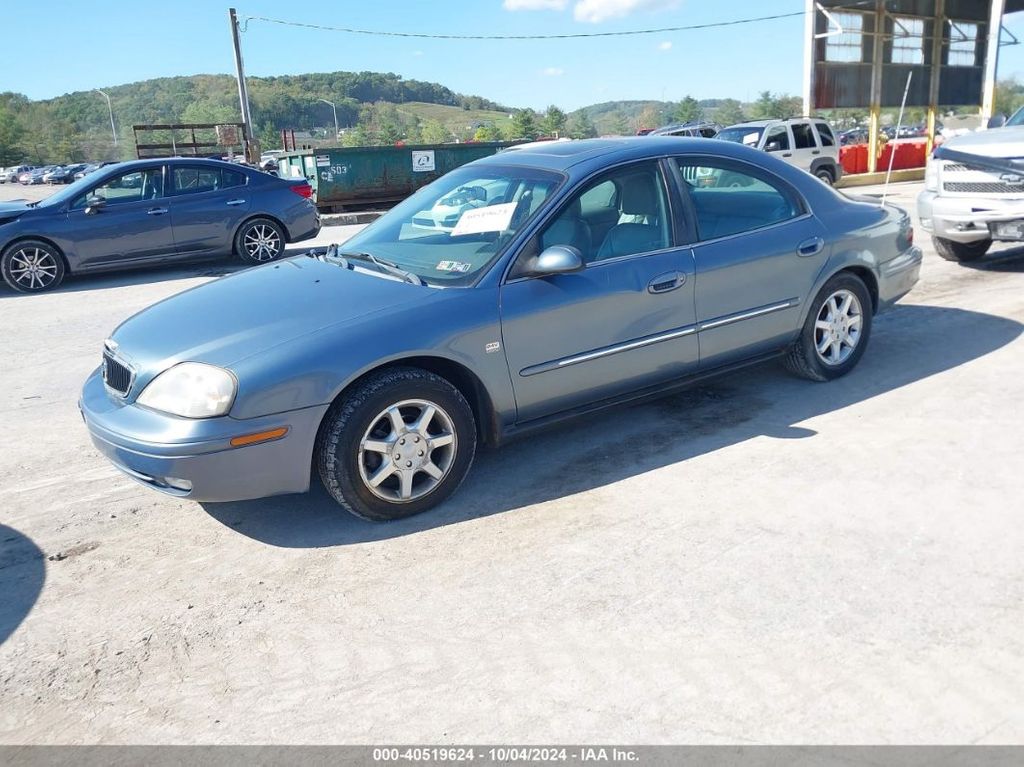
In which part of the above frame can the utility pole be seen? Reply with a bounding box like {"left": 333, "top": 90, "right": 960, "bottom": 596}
{"left": 229, "top": 8, "right": 256, "bottom": 162}
{"left": 317, "top": 98, "right": 340, "bottom": 139}
{"left": 95, "top": 89, "right": 117, "bottom": 148}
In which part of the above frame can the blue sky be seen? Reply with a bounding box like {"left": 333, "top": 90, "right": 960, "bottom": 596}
{"left": 5, "top": 0, "right": 1024, "bottom": 110}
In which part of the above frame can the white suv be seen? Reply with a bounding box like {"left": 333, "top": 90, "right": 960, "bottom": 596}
{"left": 717, "top": 118, "right": 843, "bottom": 185}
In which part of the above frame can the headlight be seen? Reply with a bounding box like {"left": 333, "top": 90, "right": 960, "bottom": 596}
{"left": 136, "top": 362, "right": 236, "bottom": 418}
{"left": 924, "top": 159, "right": 940, "bottom": 191}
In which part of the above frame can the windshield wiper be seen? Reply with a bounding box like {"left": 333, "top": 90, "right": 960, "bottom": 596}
{"left": 337, "top": 250, "right": 425, "bottom": 286}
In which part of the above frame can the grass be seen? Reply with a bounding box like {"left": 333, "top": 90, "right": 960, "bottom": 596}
{"left": 395, "top": 102, "right": 513, "bottom": 132}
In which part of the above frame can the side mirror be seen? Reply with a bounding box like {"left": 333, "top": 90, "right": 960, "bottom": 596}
{"left": 765, "top": 141, "right": 783, "bottom": 152}
{"left": 84, "top": 196, "right": 105, "bottom": 215}
{"left": 987, "top": 114, "right": 1007, "bottom": 129}
{"left": 530, "top": 245, "right": 584, "bottom": 277}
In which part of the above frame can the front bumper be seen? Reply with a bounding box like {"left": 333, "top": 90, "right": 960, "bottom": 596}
{"left": 878, "top": 246, "right": 923, "bottom": 311}
{"left": 80, "top": 368, "right": 329, "bottom": 502}
{"left": 917, "top": 189, "right": 1024, "bottom": 243}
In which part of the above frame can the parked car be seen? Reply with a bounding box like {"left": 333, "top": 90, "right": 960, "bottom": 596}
{"left": 3, "top": 165, "right": 34, "bottom": 184}
{"left": 74, "top": 162, "right": 117, "bottom": 181}
{"left": 918, "top": 125, "right": 1024, "bottom": 262}
{"left": 21, "top": 166, "right": 56, "bottom": 185}
{"left": 45, "top": 164, "right": 88, "bottom": 184}
{"left": 0, "top": 157, "right": 320, "bottom": 293}
{"left": 647, "top": 120, "right": 720, "bottom": 139}
{"left": 839, "top": 128, "right": 868, "bottom": 145}
{"left": 79, "top": 137, "right": 921, "bottom": 521}
{"left": 717, "top": 118, "right": 843, "bottom": 185}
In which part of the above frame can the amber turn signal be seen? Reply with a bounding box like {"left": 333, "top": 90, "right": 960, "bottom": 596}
{"left": 230, "top": 427, "right": 289, "bottom": 447}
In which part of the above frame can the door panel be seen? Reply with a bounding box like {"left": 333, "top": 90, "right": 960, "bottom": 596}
{"left": 501, "top": 250, "right": 698, "bottom": 422}
{"left": 168, "top": 166, "right": 251, "bottom": 256}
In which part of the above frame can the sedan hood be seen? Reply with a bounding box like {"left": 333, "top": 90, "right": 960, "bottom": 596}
{"left": 0, "top": 201, "right": 31, "bottom": 224}
{"left": 110, "top": 254, "right": 432, "bottom": 372}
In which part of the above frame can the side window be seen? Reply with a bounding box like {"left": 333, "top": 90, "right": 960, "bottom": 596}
{"left": 73, "top": 168, "right": 164, "bottom": 208}
{"left": 676, "top": 159, "right": 800, "bottom": 241}
{"left": 221, "top": 169, "right": 247, "bottom": 188}
{"left": 536, "top": 162, "right": 671, "bottom": 264}
{"left": 815, "top": 122, "right": 835, "bottom": 147}
{"left": 765, "top": 125, "right": 790, "bottom": 152}
{"left": 173, "top": 166, "right": 221, "bottom": 195}
{"left": 792, "top": 123, "right": 816, "bottom": 149}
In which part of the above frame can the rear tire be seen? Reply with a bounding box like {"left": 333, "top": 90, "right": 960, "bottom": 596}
{"left": 933, "top": 236, "right": 990, "bottom": 263}
{"left": 1, "top": 239, "right": 66, "bottom": 293}
{"left": 234, "top": 217, "right": 286, "bottom": 264}
{"left": 316, "top": 367, "right": 477, "bottom": 521}
{"left": 785, "top": 272, "right": 872, "bottom": 382}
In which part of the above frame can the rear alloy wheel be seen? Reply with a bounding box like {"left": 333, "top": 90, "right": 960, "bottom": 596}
{"left": 815, "top": 167, "right": 835, "bottom": 186}
{"left": 317, "top": 367, "right": 477, "bottom": 521}
{"left": 933, "top": 236, "right": 990, "bottom": 263}
{"left": 785, "top": 273, "right": 872, "bottom": 381}
{"left": 1, "top": 240, "right": 66, "bottom": 293}
{"left": 235, "top": 218, "right": 285, "bottom": 264}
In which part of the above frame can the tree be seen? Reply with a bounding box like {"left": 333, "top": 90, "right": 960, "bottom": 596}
{"left": 566, "top": 111, "right": 598, "bottom": 139}
{"left": 0, "top": 105, "right": 26, "bottom": 165}
{"left": 749, "top": 91, "right": 801, "bottom": 120}
{"left": 420, "top": 119, "right": 450, "bottom": 144}
{"left": 607, "top": 110, "right": 629, "bottom": 135}
{"left": 474, "top": 124, "right": 502, "bottom": 142}
{"left": 541, "top": 105, "right": 567, "bottom": 137}
{"left": 507, "top": 109, "right": 539, "bottom": 140}
{"left": 674, "top": 95, "right": 703, "bottom": 124}
{"left": 635, "top": 105, "right": 663, "bottom": 133}
{"left": 711, "top": 98, "right": 745, "bottom": 126}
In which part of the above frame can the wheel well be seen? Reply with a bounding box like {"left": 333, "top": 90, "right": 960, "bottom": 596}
{"left": 2, "top": 236, "right": 69, "bottom": 270}
{"left": 234, "top": 213, "right": 290, "bottom": 251}
{"left": 837, "top": 266, "right": 879, "bottom": 314}
{"left": 325, "top": 356, "right": 499, "bottom": 447}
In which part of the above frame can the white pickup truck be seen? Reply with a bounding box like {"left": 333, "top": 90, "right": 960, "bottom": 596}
{"left": 917, "top": 126, "right": 1024, "bottom": 262}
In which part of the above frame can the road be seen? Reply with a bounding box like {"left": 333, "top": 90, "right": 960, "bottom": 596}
{"left": 0, "top": 179, "right": 1022, "bottom": 744}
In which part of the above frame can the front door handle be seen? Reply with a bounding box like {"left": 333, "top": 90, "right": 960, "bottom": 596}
{"left": 648, "top": 271, "right": 686, "bottom": 294}
{"left": 782, "top": 152, "right": 793, "bottom": 157}
{"left": 797, "top": 236, "right": 825, "bottom": 257}
{"left": 146, "top": 207, "right": 168, "bottom": 216}
{"left": 811, "top": 149, "right": 821, "bottom": 155}
{"left": 226, "top": 199, "right": 246, "bottom": 206}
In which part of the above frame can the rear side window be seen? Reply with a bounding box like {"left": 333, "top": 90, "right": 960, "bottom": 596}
{"left": 815, "top": 122, "right": 836, "bottom": 147}
{"left": 676, "top": 158, "right": 800, "bottom": 241}
{"left": 222, "top": 169, "right": 247, "bottom": 188}
{"left": 173, "top": 166, "right": 248, "bottom": 194}
{"left": 792, "top": 123, "right": 816, "bottom": 149}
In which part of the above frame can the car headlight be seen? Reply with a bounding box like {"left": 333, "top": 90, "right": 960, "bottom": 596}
{"left": 924, "top": 159, "right": 940, "bottom": 191}
{"left": 136, "top": 362, "right": 236, "bottom": 418}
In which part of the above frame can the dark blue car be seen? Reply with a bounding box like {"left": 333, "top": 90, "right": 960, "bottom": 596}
{"left": 0, "top": 157, "right": 320, "bottom": 292}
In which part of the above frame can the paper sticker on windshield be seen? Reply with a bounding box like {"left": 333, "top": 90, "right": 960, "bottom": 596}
{"left": 435, "top": 260, "right": 472, "bottom": 273}
{"left": 743, "top": 132, "right": 759, "bottom": 146}
{"left": 449, "top": 202, "right": 517, "bottom": 236}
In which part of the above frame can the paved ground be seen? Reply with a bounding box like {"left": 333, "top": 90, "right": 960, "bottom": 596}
{"left": 0, "top": 180, "right": 1022, "bottom": 744}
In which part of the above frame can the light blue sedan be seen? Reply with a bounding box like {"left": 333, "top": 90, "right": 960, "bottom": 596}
{"left": 80, "top": 138, "right": 922, "bottom": 520}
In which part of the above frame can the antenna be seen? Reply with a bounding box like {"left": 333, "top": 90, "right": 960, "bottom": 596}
{"left": 881, "top": 70, "right": 913, "bottom": 208}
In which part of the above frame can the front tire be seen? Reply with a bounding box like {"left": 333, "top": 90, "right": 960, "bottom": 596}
{"left": 234, "top": 217, "right": 286, "bottom": 264}
{"left": 1, "top": 240, "right": 66, "bottom": 293}
{"left": 785, "top": 273, "right": 872, "bottom": 382}
{"left": 815, "top": 167, "right": 835, "bottom": 186}
{"left": 316, "top": 367, "right": 477, "bottom": 521}
{"left": 933, "top": 236, "right": 990, "bottom": 263}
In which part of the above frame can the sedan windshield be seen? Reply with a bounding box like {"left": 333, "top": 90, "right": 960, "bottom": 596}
{"left": 339, "top": 164, "right": 563, "bottom": 286}
{"left": 716, "top": 126, "right": 765, "bottom": 147}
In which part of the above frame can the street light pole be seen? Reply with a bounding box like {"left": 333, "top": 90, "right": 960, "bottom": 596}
{"left": 95, "top": 89, "right": 117, "bottom": 147}
{"left": 318, "top": 98, "right": 339, "bottom": 139}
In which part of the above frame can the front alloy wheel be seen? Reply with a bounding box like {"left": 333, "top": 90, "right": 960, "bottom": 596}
{"left": 1, "top": 240, "right": 66, "bottom": 293}
{"left": 317, "top": 367, "right": 477, "bottom": 521}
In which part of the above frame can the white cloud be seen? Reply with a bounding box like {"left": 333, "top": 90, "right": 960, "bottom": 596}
{"left": 658, "top": 40, "right": 672, "bottom": 51}
{"left": 573, "top": 0, "right": 680, "bottom": 24}
{"left": 541, "top": 67, "right": 565, "bottom": 76}
{"left": 503, "top": 0, "right": 568, "bottom": 10}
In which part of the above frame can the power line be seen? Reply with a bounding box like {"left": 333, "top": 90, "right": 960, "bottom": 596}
{"left": 240, "top": 10, "right": 807, "bottom": 41}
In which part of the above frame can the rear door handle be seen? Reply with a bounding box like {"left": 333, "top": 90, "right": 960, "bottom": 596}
{"left": 226, "top": 199, "right": 246, "bottom": 206}
{"left": 797, "top": 237, "right": 825, "bottom": 257}
{"left": 648, "top": 271, "right": 686, "bottom": 294}
{"left": 146, "top": 207, "right": 168, "bottom": 216}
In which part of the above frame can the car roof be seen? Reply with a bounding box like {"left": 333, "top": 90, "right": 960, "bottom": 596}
{"left": 106, "top": 157, "right": 249, "bottom": 171}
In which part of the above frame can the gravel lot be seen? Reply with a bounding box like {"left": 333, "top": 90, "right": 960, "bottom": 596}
{"left": 1, "top": 179, "right": 1022, "bottom": 744}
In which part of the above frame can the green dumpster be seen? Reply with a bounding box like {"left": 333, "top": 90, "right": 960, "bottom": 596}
{"left": 277, "top": 142, "right": 517, "bottom": 211}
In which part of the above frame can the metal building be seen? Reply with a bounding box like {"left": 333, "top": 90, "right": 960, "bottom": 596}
{"left": 802, "top": 0, "right": 1024, "bottom": 174}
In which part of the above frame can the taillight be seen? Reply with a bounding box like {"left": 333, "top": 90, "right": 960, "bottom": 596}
{"left": 289, "top": 183, "right": 313, "bottom": 199}
{"left": 907, "top": 225, "right": 914, "bottom": 246}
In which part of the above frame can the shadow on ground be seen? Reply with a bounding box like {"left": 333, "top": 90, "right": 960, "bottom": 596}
{"left": 961, "top": 244, "right": 1024, "bottom": 273}
{"left": 0, "top": 245, "right": 323, "bottom": 298}
{"left": 0, "top": 524, "right": 45, "bottom": 646}
{"left": 201, "top": 303, "right": 1022, "bottom": 547}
